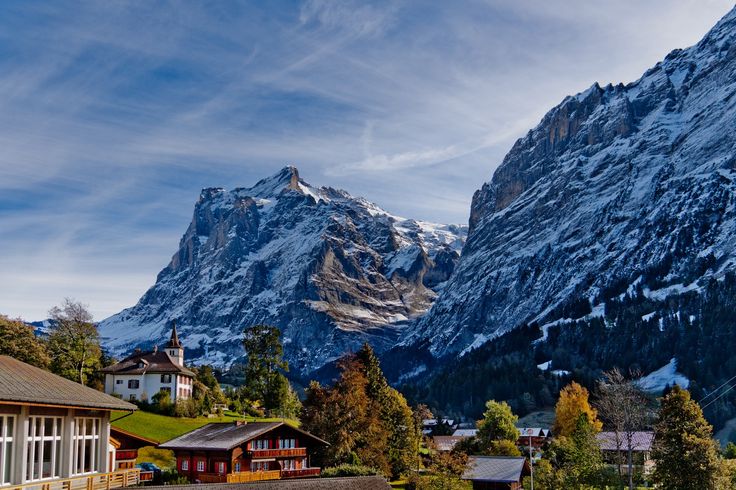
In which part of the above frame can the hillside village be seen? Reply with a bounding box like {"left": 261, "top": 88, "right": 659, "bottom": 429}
{"left": 2, "top": 301, "right": 736, "bottom": 490}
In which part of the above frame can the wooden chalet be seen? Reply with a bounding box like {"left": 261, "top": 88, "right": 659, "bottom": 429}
{"left": 462, "top": 456, "right": 531, "bottom": 490}
{"left": 109, "top": 427, "right": 158, "bottom": 471}
{"left": 159, "top": 421, "right": 328, "bottom": 483}
{"left": 0, "top": 355, "right": 140, "bottom": 490}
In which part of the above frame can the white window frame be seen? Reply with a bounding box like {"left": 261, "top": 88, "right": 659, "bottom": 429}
{"left": 25, "top": 416, "right": 62, "bottom": 482}
{"left": 234, "top": 462, "right": 240, "bottom": 472}
{"left": 128, "top": 380, "right": 139, "bottom": 389}
{"left": 72, "top": 417, "right": 101, "bottom": 476}
{"left": 181, "top": 459, "right": 189, "bottom": 471}
{"left": 0, "top": 415, "right": 15, "bottom": 485}
{"left": 196, "top": 460, "right": 205, "bottom": 472}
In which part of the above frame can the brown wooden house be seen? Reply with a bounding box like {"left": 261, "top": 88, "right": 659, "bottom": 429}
{"left": 158, "top": 421, "right": 328, "bottom": 483}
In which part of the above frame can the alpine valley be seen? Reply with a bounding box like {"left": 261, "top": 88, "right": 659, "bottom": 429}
{"left": 101, "top": 6, "right": 736, "bottom": 428}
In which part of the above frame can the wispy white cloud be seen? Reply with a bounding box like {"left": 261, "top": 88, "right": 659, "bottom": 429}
{"left": 0, "top": 0, "right": 732, "bottom": 320}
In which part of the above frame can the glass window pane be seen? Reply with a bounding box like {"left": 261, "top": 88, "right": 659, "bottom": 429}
{"left": 43, "top": 418, "right": 53, "bottom": 436}
{"left": 4, "top": 441, "right": 12, "bottom": 483}
{"left": 7, "top": 417, "right": 14, "bottom": 439}
{"left": 42, "top": 440, "right": 53, "bottom": 478}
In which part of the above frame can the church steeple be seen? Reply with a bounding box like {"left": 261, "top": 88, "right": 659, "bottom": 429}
{"left": 167, "top": 320, "right": 182, "bottom": 349}
{"left": 165, "top": 321, "right": 184, "bottom": 366}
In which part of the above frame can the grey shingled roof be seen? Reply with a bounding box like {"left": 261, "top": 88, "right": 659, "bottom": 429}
{"left": 145, "top": 476, "right": 390, "bottom": 490}
{"left": 100, "top": 350, "right": 195, "bottom": 376}
{"left": 597, "top": 431, "right": 654, "bottom": 452}
{"left": 462, "top": 456, "right": 528, "bottom": 483}
{"left": 0, "top": 355, "right": 137, "bottom": 411}
{"left": 159, "top": 422, "right": 329, "bottom": 450}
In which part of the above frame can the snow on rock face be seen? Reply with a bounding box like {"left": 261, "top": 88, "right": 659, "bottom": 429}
{"left": 407, "top": 6, "right": 736, "bottom": 358}
{"left": 636, "top": 358, "right": 690, "bottom": 392}
{"left": 99, "top": 166, "right": 467, "bottom": 373}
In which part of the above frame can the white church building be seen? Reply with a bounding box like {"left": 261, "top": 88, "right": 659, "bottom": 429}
{"left": 101, "top": 323, "right": 195, "bottom": 403}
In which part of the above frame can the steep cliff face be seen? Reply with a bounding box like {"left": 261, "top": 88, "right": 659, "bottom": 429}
{"left": 99, "top": 166, "right": 466, "bottom": 373}
{"left": 409, "top": 6, "right": 736, "bottom": 358}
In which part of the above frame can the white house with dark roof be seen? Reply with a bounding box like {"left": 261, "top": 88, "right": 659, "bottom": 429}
{"left": 101, "top": 323, "right": 194, "bottom": 403}
{"left": 0, "top": 355, "right": 139, "bottom": 489}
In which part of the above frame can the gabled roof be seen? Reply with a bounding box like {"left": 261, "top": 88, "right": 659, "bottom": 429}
{"left": 100, "top": 350, "right": 194, "bottom": 376}
{"left": 462, "top": 456, "right": 530, "bottom": 483}
{"left": 516, "top": 427, "right": 550, "bottom": 438}
{"left": 432, "top": 436, "right": 464, "bottom": 452}
{"left": 0, "top": 355, "right": 137, "bottom": 411}
{"left": 597, "top": 431, "right": 654, "bottom": 452}
{"left": 452, "top": 429, "right": 478, "bottom": 437}
{"left": 159, "top": 422, "right": 329, "bottom": 451}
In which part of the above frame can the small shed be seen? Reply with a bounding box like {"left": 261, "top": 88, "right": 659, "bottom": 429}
{"left": 462, "top": 456, "right": 531, "bottom": 490}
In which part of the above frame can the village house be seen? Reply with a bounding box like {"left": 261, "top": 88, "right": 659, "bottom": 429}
{"left": 0, "top": 355, "right": 140, "bottom": 489}
{"left": 101, "top": 322, "right": 194, "bottom": 403}
{"left": 159, "top": 421, "right": 328, "bottom": 483}
{"left": 596, "top": 431, "right": 655, "bottom": 476}
{"left": 462, "top": 456, "right": 531, "bottom": 490}
{"left": 515, "top": 427, "right": 550, "bottom": 455}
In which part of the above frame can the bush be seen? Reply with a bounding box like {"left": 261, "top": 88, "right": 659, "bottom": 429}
{"left": 321, "top": 464, "right": 381, "bottom": 478}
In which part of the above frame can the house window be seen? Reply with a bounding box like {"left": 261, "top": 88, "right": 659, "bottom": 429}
{"left": 279, "top": 438, "right": 295, "bottom": 449}
{"left": 115, "top": 380, "right": 123, "bottom": 385}
{"left": 181, "top": 459, "right": 189, "bottom": 471}
{"left": 251, "top": 461, "right": 268, "bottom": 472}
{"left": 25, "top": 417, "right": 62, "bottom": 482}
{"left": 234, "top": 462, "right": 241, "bottom": 473}
{"left": 128, "top": 380, "right": 139, "bottom": 389}
{"left": 196, "top": 460, "right": 205, "bottom": 472}
{"left": 0, "top": 415, "right": 15, "bottom": 485}
{"left": 129, "top": 394, "right": 137, "bottom": 401}
{"left": 282, "top": 459, "right": 294, "bottom": 470}
{"left": 215, "top": 462, "right": 226, "bottom": 474}
{"left": 72, "top": 418, "right": 100, "bottom": 475}
{"left": 160, "top": 374, "right": 172, "bottom": 383}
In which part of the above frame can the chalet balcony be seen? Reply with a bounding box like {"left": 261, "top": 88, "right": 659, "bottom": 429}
{"left": 246, "top": 447, "right": 307, "bottom": 458}
{"left": 5, "top": 468, "right": 141, "bottom": 490}
{"left": 199, "top": 470, "right": 281, "bottom": 483}
{"left": 280, "top": 468, "right": 321, "bottom": 479}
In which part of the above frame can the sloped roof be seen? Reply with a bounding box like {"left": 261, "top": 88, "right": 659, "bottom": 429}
{"left": 462, "top": 456, "right": 530, "bottom": 483}
{"left": 0, "top": 355, "right": 137, "bottom": 411}
{"left": 452, "top": 429, "right": 477, "bottom": 438}
{"left": 144, "top": 476, "right": 390, "bottom": 489}
{"left": 432, "top": 436, "right": 464, "bottom": 452}
{"left": 597, "top": 431, "right": 654, "bottom": 452}
{"left": 159, "top": 422, "right": 329, "bottom": 451}
{"left": 516, "top": 427, "right": 550, "bottom": 438}
{"left": 100, "top": 350, "right": 194, "bottom": 376}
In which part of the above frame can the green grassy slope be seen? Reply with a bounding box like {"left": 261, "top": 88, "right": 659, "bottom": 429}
{"left": 111, "top": 410, "right": 292, "bottom": 443}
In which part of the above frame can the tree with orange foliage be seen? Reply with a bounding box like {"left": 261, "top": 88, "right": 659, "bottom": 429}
{"left": 553, "top": 382, "right": 602, "bottom": 437}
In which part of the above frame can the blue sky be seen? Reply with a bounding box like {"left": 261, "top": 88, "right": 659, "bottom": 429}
{"left": 1, "top": 0, "right": 733, "bottom": 321}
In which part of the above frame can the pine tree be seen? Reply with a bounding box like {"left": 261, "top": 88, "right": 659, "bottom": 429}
{"left": 242, "top": 324, "right": 293, "bottom": 415}
{"left": 651, "top": 385, "right": 721, "bottom": 490}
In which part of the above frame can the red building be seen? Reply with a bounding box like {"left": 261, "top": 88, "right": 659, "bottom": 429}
{"left": 159, "top": 421, "right": 328, "bottom": 483}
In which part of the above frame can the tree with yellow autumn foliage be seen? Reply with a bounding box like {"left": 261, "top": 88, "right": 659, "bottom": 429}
{"left": 553, "top": 382, "right": 602, "bottom": 436}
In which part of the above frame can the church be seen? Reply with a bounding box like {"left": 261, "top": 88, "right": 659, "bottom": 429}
{"left": 101, "top": 322, "right": 195, "bottom": 403}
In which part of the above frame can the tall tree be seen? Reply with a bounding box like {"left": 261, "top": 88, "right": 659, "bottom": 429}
{"left": 553, "top": 381, "right": 602, "bottom": 437}
{"left": 651, "top": 385, "right": 721, "bottom": 490}
{"left": 301, "top": 345, "right": 420, "bottom": 479}
{"left": 47, "top": 299, "right": 101, "bottom": 385}
{"left": 595, "top": 368, "right": 653, "bottom": 489}
{"left": 0, "top": 315, "right": 49, "bottom": 368}
{"left": 476, "top": 400, "right": 521, "bottom": 456}
{"left": 242, "top": 324, "right": 291, "bottom": 415}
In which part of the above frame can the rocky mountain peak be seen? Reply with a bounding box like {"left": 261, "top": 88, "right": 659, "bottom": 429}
{"left": 99, "top": 167, "right": 467, "bottom": 373}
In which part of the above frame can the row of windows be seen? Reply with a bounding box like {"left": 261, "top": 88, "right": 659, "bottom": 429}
{"left": 180, "top": 457, "right": 305, "bottom": 474}
{"left": 115, "top": 376, "right": 192, "bottom": 389}
{"left": 251, "top": 438, "right": 297, "bottom": 450}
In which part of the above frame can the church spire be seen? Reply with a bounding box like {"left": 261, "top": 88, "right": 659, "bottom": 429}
{"left": 167, "top": 320, "right": 182, "bottom": 348}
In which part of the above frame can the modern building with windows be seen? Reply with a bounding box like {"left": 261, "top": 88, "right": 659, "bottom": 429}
{"left": 100, "top": 323, "right": 194, "bottom": 403}
{"left": 159, "top": 421, "right": 328, "bottom": 483}
{"left": 0, "top": 355, "right": 139, "bottom": 489}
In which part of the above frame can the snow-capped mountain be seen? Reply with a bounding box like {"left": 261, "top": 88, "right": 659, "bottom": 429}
{"left": 99, "top": 166, "right": 466, "bottom": 373}
{"left": 406, "top": 6, "right": 736, "bottom": 358}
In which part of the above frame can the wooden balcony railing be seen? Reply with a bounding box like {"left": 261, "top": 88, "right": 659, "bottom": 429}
{"left": 280, "top": 468, "right": 321, "bottom": 479}
{"left": 6, "top": 468, "right": 140, "bottom": 490}
{"left": 247, "top": 447, "right": 307, "bottom": 458}
{"left": 198, "top": 470, "right": 281, "bottom": 484}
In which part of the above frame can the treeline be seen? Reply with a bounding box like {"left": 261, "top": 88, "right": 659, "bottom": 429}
{"left": 402, "top": 271, "right": 736, "bottom": 429}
